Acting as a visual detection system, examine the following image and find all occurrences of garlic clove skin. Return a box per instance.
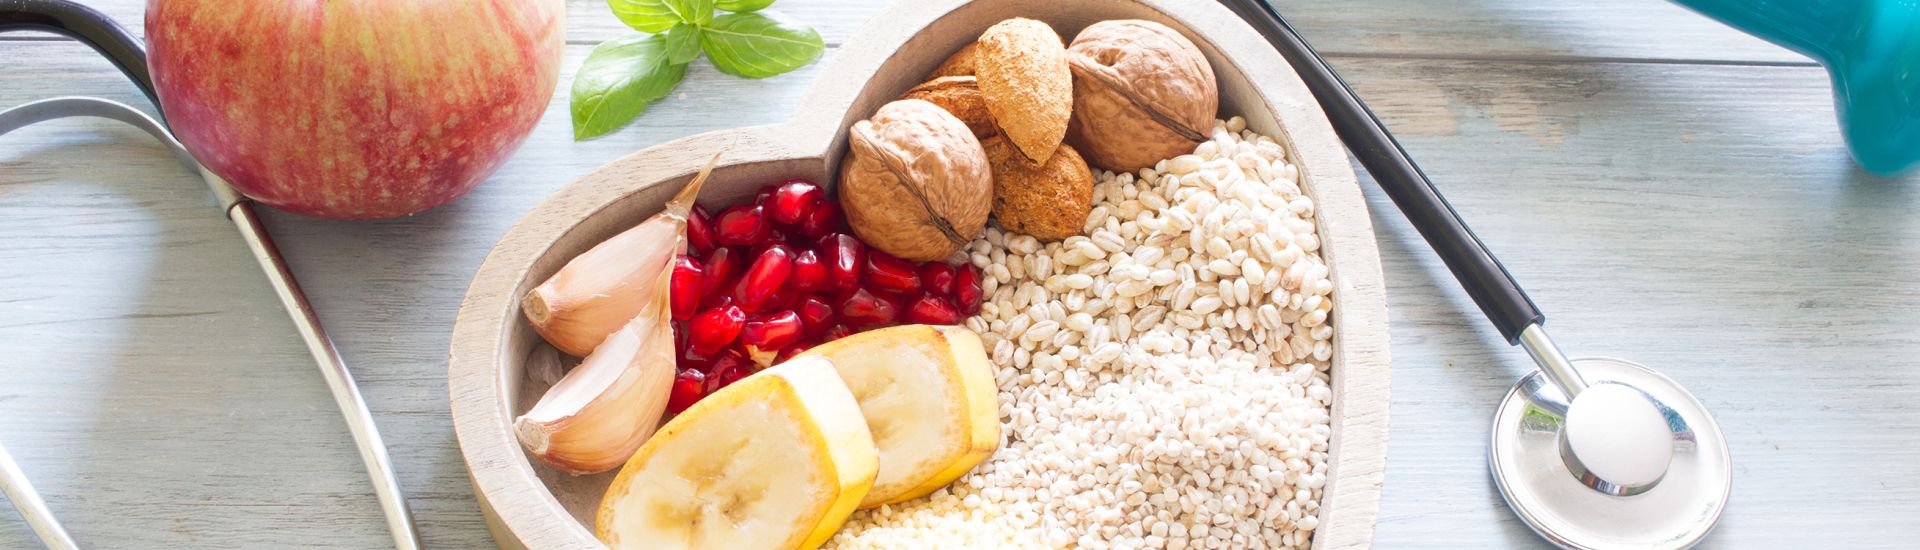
[515,301,677,474]
[523,221,681,356]
[522,149,721,356]
[514,147,728,474]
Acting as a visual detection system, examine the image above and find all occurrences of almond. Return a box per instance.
[899,76,998,139]
[975,18,1072,164]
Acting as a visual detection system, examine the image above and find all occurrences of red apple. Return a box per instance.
[145,0,565,220]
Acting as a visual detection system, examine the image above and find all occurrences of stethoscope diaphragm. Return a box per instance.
[1491,358,1732,549]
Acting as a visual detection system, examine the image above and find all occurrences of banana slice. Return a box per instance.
[595,355,877,550]
[797,324,1001,508]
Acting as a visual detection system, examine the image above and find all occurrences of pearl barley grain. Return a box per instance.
[831,118,1336,549]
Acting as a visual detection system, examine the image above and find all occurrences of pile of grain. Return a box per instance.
[832,117,1335,549]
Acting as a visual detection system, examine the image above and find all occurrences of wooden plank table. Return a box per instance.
[2,0,1914,547]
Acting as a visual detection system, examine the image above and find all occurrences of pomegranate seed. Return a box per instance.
[904,295,964,325]
[818,233,865,291]
[919,262,956,297]
[706,353,752,393]
[687,204,717,254]
[796,295,835,334]
[820,323,855,343]
[740,310,804,350]
[678,340,718,371]
[670,255,705,321]
[789,250,830,293]
[954,265,984,314]
[667,369,707,414]
[865,251,921,295]
[702,247,741,298]
[767,180,823,225]
[774,283,808,312]
[797,200,841,239]
[734,244,794,313]
[698,292,733,311]
[688,305,746,353]
[775,341,813,364]
[714,204,771,246]
[839,288,899,328]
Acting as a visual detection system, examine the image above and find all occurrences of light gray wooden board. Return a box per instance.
[7,0,1800,63]
[2,1,1916,549]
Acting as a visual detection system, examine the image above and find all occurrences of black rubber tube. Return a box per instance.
[0,0,156,113]
[1221,0,1545,343]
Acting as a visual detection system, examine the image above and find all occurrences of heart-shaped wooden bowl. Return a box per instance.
[450,0,1391,547]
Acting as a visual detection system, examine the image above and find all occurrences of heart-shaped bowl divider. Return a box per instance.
[450,0,1391,548]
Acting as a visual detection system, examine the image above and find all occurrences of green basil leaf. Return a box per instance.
[571,34,690,140]
[716,0,775,12]
[607,0,680,32]
[698,11,824,79]
[663,24,703,65]
[664,0,714,27]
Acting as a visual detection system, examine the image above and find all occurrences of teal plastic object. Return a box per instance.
[1672,0,1920,175]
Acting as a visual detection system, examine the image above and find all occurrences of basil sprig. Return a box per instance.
[576,0,824,139]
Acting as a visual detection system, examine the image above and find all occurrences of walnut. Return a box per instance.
[984,137,1093,242]
[1065,20,1218,172]
[898,76,998,139]
[976,18,1072,164]
[838,99,992,262]
[929,42,979,78]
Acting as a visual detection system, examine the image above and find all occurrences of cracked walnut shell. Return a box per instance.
[985,137,1092,242]
[838,99,992,262]
[930,42,980,78]
[1066,19,1219,172]
[899,76,998,139]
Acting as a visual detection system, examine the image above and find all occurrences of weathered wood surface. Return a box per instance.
[2,0,1915,548]
[6,0,1802,63]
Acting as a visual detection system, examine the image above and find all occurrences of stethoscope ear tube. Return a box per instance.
[0,2,422,549]
[1219,0,1545,344]
[0,0,156,110]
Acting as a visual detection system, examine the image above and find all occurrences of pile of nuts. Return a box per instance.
[839,17,1219,260]
[832,115,1336,548]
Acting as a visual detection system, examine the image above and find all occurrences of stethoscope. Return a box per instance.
[1220,1,1734,548]
[0,1,1730,549]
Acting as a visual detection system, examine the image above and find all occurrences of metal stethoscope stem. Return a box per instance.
[0,1,422,548]
[1520,325,1588,399]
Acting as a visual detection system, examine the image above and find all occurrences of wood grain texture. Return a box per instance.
[8,0,1801,64]
[3,0,1917,549]
[449,1,1388,548]
[1341,57,1920,548]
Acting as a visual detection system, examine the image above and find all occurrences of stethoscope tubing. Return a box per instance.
[0,441,76,550]
[0,2,422,549]
[1220,0,1548,345]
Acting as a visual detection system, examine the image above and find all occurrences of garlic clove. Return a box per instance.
[522,222,681,356]
[515,279,677,474]
[521,149,722,356]
[515,148,728,474]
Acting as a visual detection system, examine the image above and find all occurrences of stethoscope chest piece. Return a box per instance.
[1490,357,1732,549]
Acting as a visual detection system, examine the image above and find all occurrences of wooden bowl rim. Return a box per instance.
[449,0,1391,548]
